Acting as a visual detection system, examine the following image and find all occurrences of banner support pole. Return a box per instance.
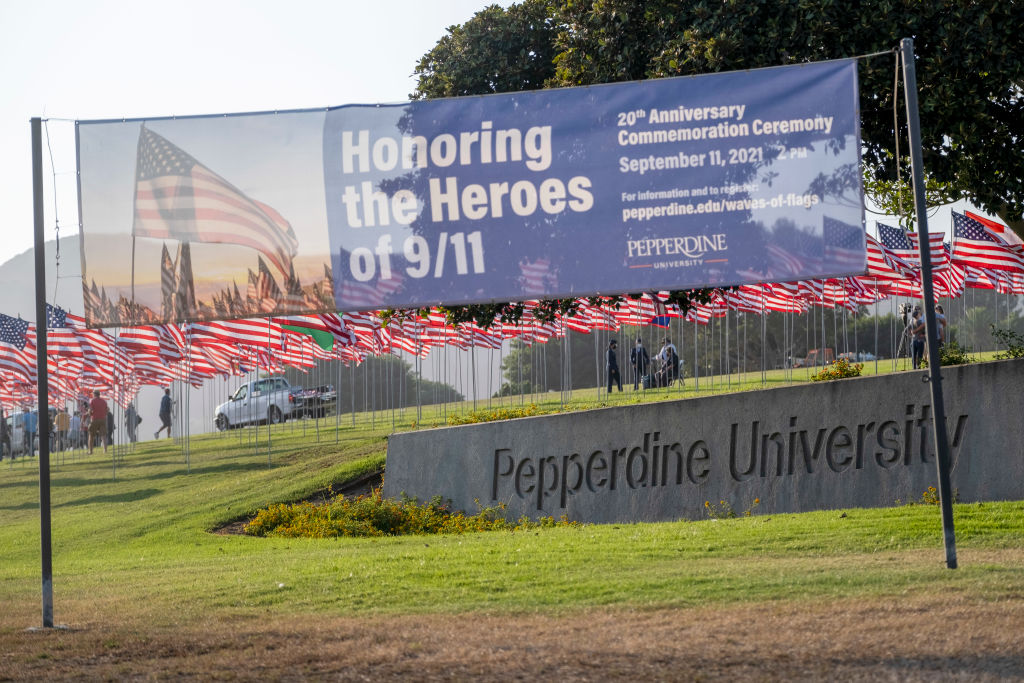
[31,117,55,624]
[900,38,957,569]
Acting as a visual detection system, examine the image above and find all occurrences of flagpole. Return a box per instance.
[129,127,143,326]
[31,117,55,628]
[901,38,957,569]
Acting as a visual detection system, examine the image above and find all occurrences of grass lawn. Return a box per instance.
[1,359,1022,679]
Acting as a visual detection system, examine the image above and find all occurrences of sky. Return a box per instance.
[0,0,499,271]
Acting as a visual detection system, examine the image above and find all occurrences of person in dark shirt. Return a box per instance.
[910,308,926,369]
[0,408,10,460]
[606,339,622,392]
[155,388,173,439]
[630,337,651,390]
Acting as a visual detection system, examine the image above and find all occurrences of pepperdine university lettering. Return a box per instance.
[490,404,969,512]
[384,360,1024,524]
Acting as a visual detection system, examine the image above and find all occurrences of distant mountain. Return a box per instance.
[0,235,84,322]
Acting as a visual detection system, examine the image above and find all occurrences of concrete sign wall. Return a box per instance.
[384,360,1023,523]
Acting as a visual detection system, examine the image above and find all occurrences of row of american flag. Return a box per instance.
[0,210,1020,412]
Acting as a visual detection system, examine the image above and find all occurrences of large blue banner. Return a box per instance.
[76,59,863,326]
[324,59,864,311]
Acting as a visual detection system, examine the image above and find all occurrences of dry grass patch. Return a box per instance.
[3,590,1023,681]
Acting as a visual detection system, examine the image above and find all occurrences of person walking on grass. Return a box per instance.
[155,388,172,439]
[125,402,139,443]
[88,389,109,455]
[54,406,70,452]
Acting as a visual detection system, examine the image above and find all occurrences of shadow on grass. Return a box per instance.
[55,487,163,508]
[1,456,297,491]
[125,460,278,481]
[0,487,162,510]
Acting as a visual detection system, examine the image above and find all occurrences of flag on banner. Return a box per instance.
[519,258,557,293]
[132,125,299,278]
[823,217,866,272]
[160,244,177,317]
[952,212,1024,273]
[256,256,283,312]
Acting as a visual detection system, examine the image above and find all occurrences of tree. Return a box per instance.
[411,1,1024,330]
[550,0,1024,235]
[411,1,557,99]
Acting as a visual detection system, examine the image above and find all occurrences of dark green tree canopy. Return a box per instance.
[418,0,1023,231]
[552,0,1024,234]
[409,0,1024,327]
[411,2,557,99]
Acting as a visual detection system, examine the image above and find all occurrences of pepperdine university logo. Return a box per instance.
[627,233,728,260]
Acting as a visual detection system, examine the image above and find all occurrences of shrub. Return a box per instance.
[991,325,1024,360]
[809,358,863,381]
[920,340,973,367]
[244,487,580,538]
[447,403,551,426]
[703,497,761,519]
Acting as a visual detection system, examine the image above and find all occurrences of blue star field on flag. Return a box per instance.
[0,314,29,349]
[878,223,912,251]
[46,303,67,328]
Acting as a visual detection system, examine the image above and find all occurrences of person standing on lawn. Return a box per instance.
[88,390,109,455]
[155,388,173,439]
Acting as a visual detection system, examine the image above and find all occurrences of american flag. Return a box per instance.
[762,283,808,313]
[117,326,162,356]
[952,211,1024,273]
[966,211,1024,248]
[908,232,948,270]
[45,304,67,329]
[0,314,29,350]
[822,217,866,272]
[190,318,285,349]
[724,289,764,314]
[0,315,33,383]
[132,126,298,278]
[685,304,711,324]
[878,223,915,258]
[864,234,917,281]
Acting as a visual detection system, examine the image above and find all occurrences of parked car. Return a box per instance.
[289,384,337,419]
[792,348,834,368]
[838,351,877,363]
[214,376,295,431]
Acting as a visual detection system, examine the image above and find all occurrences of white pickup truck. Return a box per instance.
[214,376,294,431]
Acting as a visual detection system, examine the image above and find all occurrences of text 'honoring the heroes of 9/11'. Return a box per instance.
[337,122,593,283]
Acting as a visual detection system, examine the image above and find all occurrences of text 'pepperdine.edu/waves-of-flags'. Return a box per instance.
[1,216,1023,411]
